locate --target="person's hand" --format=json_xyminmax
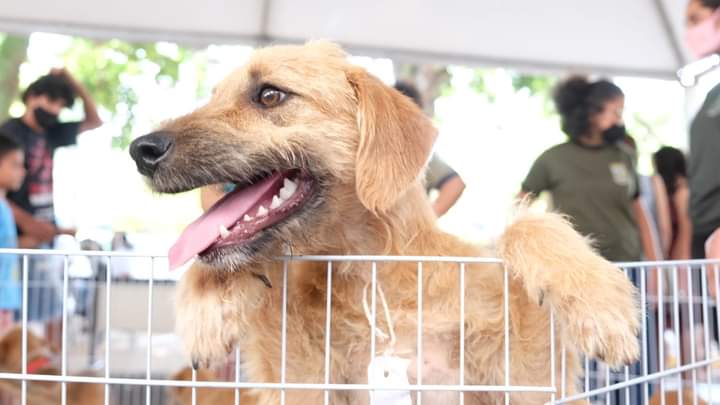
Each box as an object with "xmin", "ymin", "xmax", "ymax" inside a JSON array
[
  {"xmin": 56, "ymin": 227, "xmax": 77, "ymax": 237},
  {"xmin": 33, "ymin": 221, "xmax": 58, "ymax": 242},
  {"xmin": 50, "ymin": 68, "xmax": 80, "ymax": 89},
  {"xmin": 646, "ymin": 294, "xmax": 659, "ymax": 311},
  {"xmin": 710, "ymin": 282, "xmax": 718, "ymax": 304},
  {"xmin": 49, "ymin": 67, "xmax": 69, "ymax": 78},
  {"xmin": 18, "ymin": 235, "xmax": 40, "ymax": 249}
]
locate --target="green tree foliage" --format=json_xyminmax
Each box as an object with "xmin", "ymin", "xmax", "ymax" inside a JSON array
[
  {"xmin": 0, "ymin": 34, "xmax": 30, "ymax": 122},
  {"xmin": 63, "ymin": 39, "xmax": 192, "ymax": 148},
  {"xmin": 511, "ymin": 73, "xmax": 557, "ymax": 114},
  {"xmin": 469, "ymin": 69, "xmax": 557, "ymax": 110}
]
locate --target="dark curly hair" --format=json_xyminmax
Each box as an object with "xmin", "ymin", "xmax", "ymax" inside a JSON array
[
  {"xmin": 698, "ymin": 0, "xmax": 720, "ymax": 10},
  {"xmin": 0, "ymin": 132, "xmax": 22, "ymax": 161},
  {"xmin": 21, "ymin": 74, "xmax": 76, "ymax": 108},
  {"xmin": 553, "ymin": 76, "xmax": 624, "ymax": 140},
  {"xmin": 653, "ymin": 146, "xmax": 687, "ymax": 196},
  {"xmin": 393, "ymin": 81, "xmax": 423, "ymax": 108}
]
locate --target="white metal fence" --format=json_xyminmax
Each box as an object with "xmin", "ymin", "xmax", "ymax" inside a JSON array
[{"xmin": 0, "ymin": 249, "xmax": 716, "ymax": 404}]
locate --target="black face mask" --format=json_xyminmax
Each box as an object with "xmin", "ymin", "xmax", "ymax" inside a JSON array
[
  {"xmin": 33, "ymin": 107, "xmax": 59, "ymax": 130},
  {"xmin": 602, "ymin": 124, "xmax": 627, "ymax": 144}
]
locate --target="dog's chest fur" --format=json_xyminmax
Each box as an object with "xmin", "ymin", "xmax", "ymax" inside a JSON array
[{"xmin": 288, "ymin": 261, "xmax": 507, "ymax": 384}]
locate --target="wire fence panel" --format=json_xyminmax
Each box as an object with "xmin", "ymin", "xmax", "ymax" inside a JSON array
[{"xmin": 0, "ymin": 249, "xmax": 716, "ymax": 404}]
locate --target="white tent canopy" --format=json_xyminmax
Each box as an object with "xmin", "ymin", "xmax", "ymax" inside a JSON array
[{"xmin": 0, "ymin": 0, "xmax": 693, "ymax": 79}]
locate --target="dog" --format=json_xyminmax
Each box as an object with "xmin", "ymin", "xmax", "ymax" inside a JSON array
[
  {"xmin": 0, "ymin": 326, "xmax": 103, "ymax": 405},
  {"xmin": 130, "ymin": 41, "xmax": 640, "ymax": 404},
  {"xmin": 168, "ymin": 366, "xmax": 243, "ymax": 405},
  {"xmin": 649, "ymin": 388, "xmax": 708, "ymax": 405}
]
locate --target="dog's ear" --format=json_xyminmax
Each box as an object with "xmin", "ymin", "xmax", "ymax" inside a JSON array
[{"xmin": 346, "ymin": 69, "xmax": 437, "ymax": 213}]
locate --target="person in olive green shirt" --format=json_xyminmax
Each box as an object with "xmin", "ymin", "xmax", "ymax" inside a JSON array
[{"xmin": 521, "ymin": 76, "xmax": 659, "ymax": 263}]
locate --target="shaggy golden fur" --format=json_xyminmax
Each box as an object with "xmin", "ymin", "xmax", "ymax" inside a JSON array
[
  {"xmin": 169, "ymin": 366, "xmax": 241, "ymax": 405},
  {"xmin": 133, "ymin": 41, "xmax": 640, "ymax": 404},
  {"xmin": 0, "ymin": 326, "xmax": 103, "ymax": 405},
  {"xmin": 649, "ymin": 389, "xmax": 708, "ymax": 405}
]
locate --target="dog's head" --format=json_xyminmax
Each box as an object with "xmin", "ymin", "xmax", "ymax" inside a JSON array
[{"xmin": 130, "ymin": 41, "xmax": 436, "ymax": 269}]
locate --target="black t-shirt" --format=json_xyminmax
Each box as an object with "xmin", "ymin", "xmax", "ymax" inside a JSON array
[{"xmin": 0, "ymin": 118, "xmax": 79, "ymax": 230}]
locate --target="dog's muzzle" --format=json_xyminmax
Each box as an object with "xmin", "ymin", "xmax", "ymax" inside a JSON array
[{"xmin": 129, "ymin": 131, "xmax": 175, "ymax": 176}]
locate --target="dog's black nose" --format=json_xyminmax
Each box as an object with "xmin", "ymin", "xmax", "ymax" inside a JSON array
[{"xmin": 129, "ymin": 131, "xmax": 174, "ymax": 176}]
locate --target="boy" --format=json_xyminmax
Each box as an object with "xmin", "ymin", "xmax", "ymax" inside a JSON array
[{"xmin": 0, "ymin": 133, "xmax": 26, "ymax": 331}]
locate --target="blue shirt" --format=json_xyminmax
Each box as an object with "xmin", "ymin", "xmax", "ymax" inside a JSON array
[{"xmin": 0, "ymin": 198, "xmax": 20, "ymax": 310}]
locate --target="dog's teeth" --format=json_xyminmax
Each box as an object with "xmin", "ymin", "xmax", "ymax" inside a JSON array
[
  {"xmin": 283, "ymin": 178, "xmax": 298, "ymax": 193},
  {"xmin": 279, "ymin": 188, "xmax": 293, "ymax": 200},
  {"xmin": 279, "ymin": 179, "xmax": 298, "ymax": 200},
  {"xmin": 218, "ymin": 225, "xmax": 230, "ymax": 238},
  {"xmin": 270, "ymin": 195, "xmax": 283, "ymax": 209},
  {"xmin": 257, "ymin": 205, "xmax": 268, "ymax": 217},
  {"xmin": 243, "ymin": 214, "xmax": 253, "ymax": 222}
]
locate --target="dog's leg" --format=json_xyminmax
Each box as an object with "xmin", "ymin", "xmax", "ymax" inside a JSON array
[
  {"xmin": 176, "ymin": 261, "xmax": 273, "ymax": 368},
  {"xmin": 176, "ymin": 260, "xmax": 338, "ymax": 405},
  {"xmin": 497, "ymin": 210, "xmax": 640, "ymax": 368}
]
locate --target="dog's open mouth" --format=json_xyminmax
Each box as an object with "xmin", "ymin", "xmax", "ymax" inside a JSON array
[{"xmin": 168, "ymin": 169, "xmax": 315, "ymax": 270}]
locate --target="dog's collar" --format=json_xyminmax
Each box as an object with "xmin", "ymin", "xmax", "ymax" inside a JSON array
[{"xmin": 26, "ymin": 356, "xmax": 51, "ymax": 373}]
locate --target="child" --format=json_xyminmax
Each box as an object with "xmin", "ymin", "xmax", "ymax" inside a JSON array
[{"xmin": 0, "ymin": 133, "xmax": 26, "ymax": 331}]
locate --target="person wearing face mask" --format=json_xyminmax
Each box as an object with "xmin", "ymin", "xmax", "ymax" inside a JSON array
[
  {"xmin": 521, "ymin": 76, "xmax": 660, "ymax": 404},
  {"xmin": 685, "ymin": 0, "xmax": 720, "ymax": 259},
  {"xmin": 0, "ymin": 68, "xmax": 101, "ymax": 346},
  {"xmin": 0, "ymin": 68, "xmax": 101, "ymax": 244},
  {"xmin": 521, "ymin": 76, "xmax": 659, "ymax": 264}
]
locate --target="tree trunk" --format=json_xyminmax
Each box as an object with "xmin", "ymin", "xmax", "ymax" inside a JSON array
[{"xmin": 0, "ymin": 35, "xmax": 30, "ymax": 122}]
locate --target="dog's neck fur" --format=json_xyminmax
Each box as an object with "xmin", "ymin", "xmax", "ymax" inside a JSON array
[
  {"xmin": 333, "ymin": 181, "xmax": 466, "ymax": 258},
  {"xmin": 378, "ymin": 183, "xmax": 438, "ymax": 253}
]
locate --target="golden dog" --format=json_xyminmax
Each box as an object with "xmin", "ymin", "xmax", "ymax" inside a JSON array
[
  {"xmin": 649, "ymin": 388, "xmax": 708, "ymax": 405},
  {"xmin": 0, "ymin": 326, "xmax": 103, "ymax": 405},
  {"xmin": 130, "ymin": 41, "xmax": 640, "ymax": 404},
  {"xmin": 168, "ymin": 366, "xmax": 240, "ymax": 405}
]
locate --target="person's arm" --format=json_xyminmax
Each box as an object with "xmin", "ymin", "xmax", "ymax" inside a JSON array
[
  {"xmin": 432, "ymin": 175, "xmax": 465, "ymax": 217},
  {"xmin": 670, "ymin": 182, "xmax": 693, "ymax": 261},
  {"xmin": 633, "ymin": 199, "xmax": 662, "ymax": 262},
  {"xmin": 18, "ymin": 235, "xmax": 40, "ymax": 248},
  {"xmin": 634, "ymin": 199, "xmax": 663, "ymax": 305},
  {"xmin": 51, "ymin": 68, "xmax": 102, "ymax": 133},
  {"xmin": 706, "ymin": 229, "xmax": 720, "ymax": 298},
  {"xmin": 8, "ymin": 201, "xmax": 73, "ymax": 244},
  {"xmin": 518, "ymin": 153, "xmax": 550, "ymax": 205},
  {"xmin": 652, "ymin": 175, "xmax": 673, "ymax": 257}
]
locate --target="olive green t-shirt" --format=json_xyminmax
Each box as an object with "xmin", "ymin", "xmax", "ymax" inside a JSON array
[
  {"xmin": 689, "ymin": 83, "xmax": 720, "ymax": 236},
  {"xmin": 521, "ymin": 142, "xmax": 641, "ymax": 262}
]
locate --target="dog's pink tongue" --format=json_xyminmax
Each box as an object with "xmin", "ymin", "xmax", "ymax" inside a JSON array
[{"xmin": 168, "ymin": 173, "xmax": 282, "ymax": 270}]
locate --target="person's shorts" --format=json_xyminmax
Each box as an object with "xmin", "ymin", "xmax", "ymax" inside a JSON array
[{"xmin": 24, "ymin": 255, "xmax": 63, "ymax": 322}]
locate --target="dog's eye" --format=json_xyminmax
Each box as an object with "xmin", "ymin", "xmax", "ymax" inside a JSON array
[{"xmin": 258, "ymin": 86, "xmax": 287, "ymax": 108}]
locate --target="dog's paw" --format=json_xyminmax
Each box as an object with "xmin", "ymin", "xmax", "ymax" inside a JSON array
[
  {"xmin": 567, "ymin": 313, "xmax": 640, "ymax": 368},
  {"xmin": 561, "ymin": 273, "xmax": 640, "ymax": 369},
  {"xmin": 175, "ymin": 265, "xmax": 239, "ymax": 368}
]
